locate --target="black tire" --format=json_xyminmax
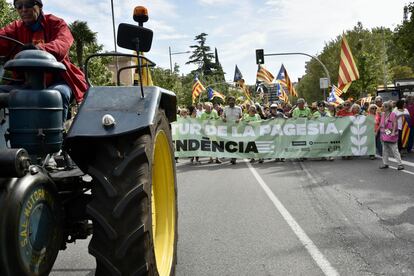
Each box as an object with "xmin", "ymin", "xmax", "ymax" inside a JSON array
[
  {"xmin": 0, "ymin": 172, "xmax": 63, "ymax": 276},
  {"xmin": 86, "ymin": 110, "xmax": 178, "ymax": 276}
]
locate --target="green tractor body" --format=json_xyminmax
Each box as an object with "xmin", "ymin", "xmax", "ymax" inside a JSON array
[{"xmin": 0, "ymin": 8, "xmax": 178, "ymax": 276}]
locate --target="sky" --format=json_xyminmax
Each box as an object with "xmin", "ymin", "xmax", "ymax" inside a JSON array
[{"xmin": 14, "ymin": 0, "xmax": 409, "ymax": 84}]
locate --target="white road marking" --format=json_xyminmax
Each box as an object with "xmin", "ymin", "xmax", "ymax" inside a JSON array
[
  {"xmin": 375, "ymin": 155, "xmax": 414, "ymax": 175},
  {"xmin": 388, "ymin": 166, "xmax": 414, "ymax": 175},
  {"xmin": 375, "ymin": 155, "xmax": 414, "ymax": 168},
  {"xmin": 246, "ymin": 161, "xmax": 339, "ymax": 276}
]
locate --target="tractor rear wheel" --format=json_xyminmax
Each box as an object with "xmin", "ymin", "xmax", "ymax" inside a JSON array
[{"xmin": 87, "ymin": 110, "xmax": 177, "ymax": 275}]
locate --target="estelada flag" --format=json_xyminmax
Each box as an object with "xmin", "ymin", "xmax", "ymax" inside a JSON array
[
  {"xmin": 338, "ymin": 35, "xmax": 359, "ymax": 93},
  {"xmin": 207, "ymin": 87, "xmax": 225, "ymax": 101},
  {"xmin": 233, "ymin": 66, "xmax": 251, "ymax": 101},
  {"xmin": 276, "ymin": 64, "xmax": 297, "ymax": 97},
  {"xmin": 327, "ymin": 86, "xmax": 344, "ymax": 106},
  {"xmin": 234, "ymin": 65, "xmax": 243, "ymax": 82},
  {"xmin": 192, "ymin": 74, "xmax": 205, "ymax": 103},
  {"xmin": 213, "ymin": 91, "xmax": 225, "ymax": 101},
  {"xmin": 276, "ymin": 80, "xmax": 289, "ymax": 103}
]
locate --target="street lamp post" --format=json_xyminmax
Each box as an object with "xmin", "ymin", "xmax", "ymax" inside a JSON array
[
  {"xmin": 110, "ymin": 0, "xmax": 119, "ymax": 73},
  {"xmin": 168, "ymin": 46, "xmax": 190, "ymax": 73},
  {"xmin": 262, "ymin": 52, "xmax": 331, "ymax": 100},
  {"xmin": 110, "ymin": 0, "xmax": 117, "ymax": 53}
]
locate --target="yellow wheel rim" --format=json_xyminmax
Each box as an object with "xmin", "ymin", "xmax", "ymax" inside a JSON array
[{"xmin": 152, "ymin": 130, "xmax": 176, "ymax": 276}]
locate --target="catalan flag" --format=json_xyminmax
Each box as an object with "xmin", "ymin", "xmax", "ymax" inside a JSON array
[
  {"xmin": 276, "ymin": 64, "xmax": 298, "ymax": 97},
  {"xmin": 338, "ymin": 35, "xmax": 359, "ymax": 92},
  {"xmin": 331, "ymin": 84, "xmax": 344, "ymax": 97},
  {"xmin": 192, "ymin": 74, "xmax": 205, "ymax": 103},
  {"xmin": 256, "ymin": 65, "xmax": 274, "ymax": 84},
  {"xmin": 401, "ymin": 115, "xmax": 411, "ymax": 148}
]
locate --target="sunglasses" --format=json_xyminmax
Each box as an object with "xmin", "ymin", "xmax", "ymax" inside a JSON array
[{"xmin": 14, "ymin": 1, "xmax": 37, "ymax": 10}]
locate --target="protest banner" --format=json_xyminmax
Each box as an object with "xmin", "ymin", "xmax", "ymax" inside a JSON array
[{"xmin": 172, "ymin": 116, "xmax": 375, "ymax": 158}]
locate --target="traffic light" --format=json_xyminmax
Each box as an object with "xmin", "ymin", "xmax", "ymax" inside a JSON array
[{"xmin": 256, "ymin": 49, "xmax": 264, "ymax": 64}]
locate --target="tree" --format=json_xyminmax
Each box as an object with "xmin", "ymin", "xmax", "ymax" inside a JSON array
[
  {"xmin": 69, "ymin": 42, "xmax": 112, "ymax": 86},
  {"xmin": 0, "ymin": 0, "xmax": 19, "ymax": 28},
  {"xmin": 68, "ymin": 21, "xmax": 112, "ymax": 86},
  {"xmin": 214, "ymin": 47, "xmax": 226, "ymax": 83},
  {"xmin": 393, "ymin": 3, "xmax": 414, "ymax": 69},
  {"xmin": 187, "ymin": 33, "xmax": 223, "ymax": 78},
  {"xmin": 390, "ymin": 65, "xmax": 414, "ymax": 79},
  {"xmin": 69, "ymin": 21, "xmax": 97, "ymax": 70},
  {"xmin": 297, "ymin": 22, "xmax": 396, "ymax": 102},
  {"xmin": 84, "ymin": 45, "xmax": 112, "ymax": 86}
]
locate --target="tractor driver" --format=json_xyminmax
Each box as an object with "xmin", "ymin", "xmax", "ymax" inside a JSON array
[{"xmin": 0, "ymin": 0, "xmax": 88, "ymax": 121}]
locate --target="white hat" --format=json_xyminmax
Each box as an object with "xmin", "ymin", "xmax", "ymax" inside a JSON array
[{"xmin": 270, "ymin": 103, "xmax": 278, "ymax": 108}]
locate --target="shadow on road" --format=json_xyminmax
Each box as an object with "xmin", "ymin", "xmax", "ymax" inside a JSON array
[{"xmin": 381, "ymin": 206, "xmax": 414, "ymax": 226}]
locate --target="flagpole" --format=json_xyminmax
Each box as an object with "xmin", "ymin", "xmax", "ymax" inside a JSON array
[{"xmin": 198, "ymin": 88, "xmax": 204, "ymax": 104}]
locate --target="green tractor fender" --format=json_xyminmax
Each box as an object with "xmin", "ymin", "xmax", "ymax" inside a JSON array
[{"xmin": 63, "ymin": 85, "xmax": 177, "ymax": 168}]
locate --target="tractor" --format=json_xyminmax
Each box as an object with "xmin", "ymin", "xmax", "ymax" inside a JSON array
[{"xmin": 0, "ymin": 6, "xmax": 177, "ymax": 276}]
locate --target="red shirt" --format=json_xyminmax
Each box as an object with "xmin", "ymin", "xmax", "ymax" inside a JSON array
[
  {"xmin": 336, "ymin": 109, "xmax": 354, "ymax": 117},
  {"xmin": 0, "ymin": 13, "xmax": 88, "ymax": 103}
]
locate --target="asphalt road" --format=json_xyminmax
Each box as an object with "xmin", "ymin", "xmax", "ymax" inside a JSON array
[{"xmin": 51, "ymin": 154, "xmax": 414, "ymax": 275}]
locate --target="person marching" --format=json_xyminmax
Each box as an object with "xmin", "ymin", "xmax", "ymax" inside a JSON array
[
  {"xmin": 379, "ymin": 101, "xmax": 404, "ymax": 170},
  {"xmin": 223, "ymin": 96, "xmax": 242, "ymax": 164},
  {"xmin": 200, "ymin": 102, "xmax": 222, "ymax": 164}
]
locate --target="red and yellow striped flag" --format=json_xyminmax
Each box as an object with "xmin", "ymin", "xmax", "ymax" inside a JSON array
[
  {"xmin": 338, "ymin": 35, "xmax": 359, "ymax": 92},
  {"xmin": 256, "ymin": 65, "xmax": 274, "ymax": 84},
  {"xmin": 192, "ymin": 75, "xmax": 205, "ymax": 103},
  {"xmin": 332, "ymin": 84, "xmax": 344, "ymax": 97},
  {"xmin": 402, "ymin": 115, "xmax": 411, "ymax": 148}
]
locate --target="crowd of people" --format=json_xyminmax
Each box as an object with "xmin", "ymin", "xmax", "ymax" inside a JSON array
[{"xmin": 177, "ymin": 95, "xmax": 414, "ymax": 169}]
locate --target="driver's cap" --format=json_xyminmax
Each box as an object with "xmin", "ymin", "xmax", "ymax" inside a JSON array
[{"xmin": 14, "ymin": 0, "xmax": 43, "ymax": 7}]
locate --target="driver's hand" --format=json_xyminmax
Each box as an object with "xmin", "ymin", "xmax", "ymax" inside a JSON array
[{"xmin": 21, "ymin": 43, "xmax": 38, "ymax": 51}]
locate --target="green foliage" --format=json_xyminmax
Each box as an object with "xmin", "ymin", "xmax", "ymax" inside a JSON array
[
  {"xmin": 69, "ymin": 40, "xmax": 112, "ymax": 86},
  {"xmin": 68, "ymin": 21, "xmax": 111, "ymax": 86},
  {"xmin": 0, "ymin": 0, "xmax": 19, "ymax": 28},
  {"xmin": 186, "ymin": 33, "xmax": 225, "ymax": 81},
  {"xmin": 390, "ymin": 65, "xmax": 414, "ymax": 79},
  {"xmin": 151, "ymin": 65, "xmax": 232, "ymax": 108},
  {"xmin": 394, "ymin": 3, "xmax": 414, "ymax": 68},
  {"xmin": 69, "ymin": 21, "xmax": 97, "ymax": 69},
  {"xmin": 298, "ymin": 22, "xmax": 397, "ymax": 102}
]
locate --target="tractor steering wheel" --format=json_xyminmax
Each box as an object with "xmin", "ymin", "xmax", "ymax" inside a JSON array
[{"xmin": 0, "ymin": 35, "xmax": 25, "ymax": 83}]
